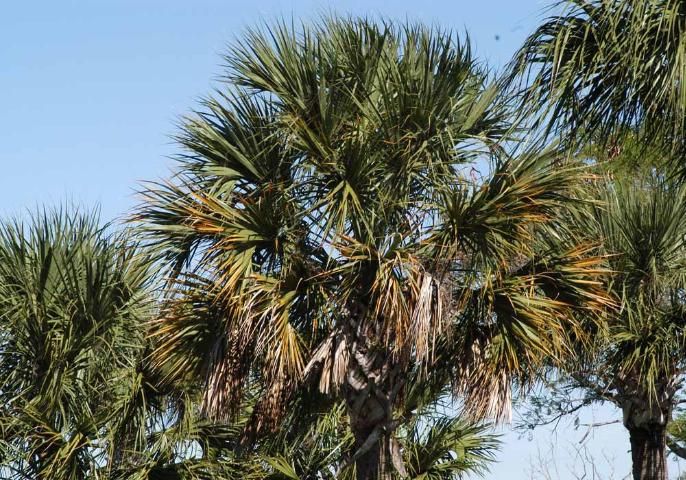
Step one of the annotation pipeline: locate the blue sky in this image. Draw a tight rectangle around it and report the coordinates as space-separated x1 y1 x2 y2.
1 0 542 222
2 1 684 478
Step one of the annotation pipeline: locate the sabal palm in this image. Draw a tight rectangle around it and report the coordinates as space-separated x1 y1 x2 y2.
0 210 154 480
0 210 250 480
509 0 686 154
138 18 609 479
550 156 686 480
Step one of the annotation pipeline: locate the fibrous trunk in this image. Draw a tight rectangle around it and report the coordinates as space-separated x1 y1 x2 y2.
622 394 671 480
628 426 667 480
343 337 404 480
348 405 393 480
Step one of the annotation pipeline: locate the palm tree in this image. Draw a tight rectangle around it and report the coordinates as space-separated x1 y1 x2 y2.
401 418 498 480
138 17 610 479
0 209 253 480
508 0 686 157
0 210 154 479
535 146 686 480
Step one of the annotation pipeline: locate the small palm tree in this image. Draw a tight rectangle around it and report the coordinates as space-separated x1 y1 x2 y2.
508 0 686 156
138 17 610 479
0 210 154 479
542 148 686 480
0 209 252 480
402 417 498 480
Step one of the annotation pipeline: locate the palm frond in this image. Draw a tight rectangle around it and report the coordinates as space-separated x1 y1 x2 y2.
508 0 686 156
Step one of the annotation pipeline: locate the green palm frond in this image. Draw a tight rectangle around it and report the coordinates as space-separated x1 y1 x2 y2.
508 0 686 155
402 417 499 480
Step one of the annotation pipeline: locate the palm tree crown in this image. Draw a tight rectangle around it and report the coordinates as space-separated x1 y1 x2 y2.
138 17 610 478
0 210 154 479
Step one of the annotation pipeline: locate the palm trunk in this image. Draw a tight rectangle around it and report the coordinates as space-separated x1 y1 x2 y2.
344 351 398 480
343 328 405 479
341 278 407 480
348 412 393 480
628 426 668 480
622 392 672 480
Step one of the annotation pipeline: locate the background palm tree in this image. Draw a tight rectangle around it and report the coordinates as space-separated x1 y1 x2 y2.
138 17 610 479
0 210 154 479
521 142 686 480
508 0 686 160
0 209 266 480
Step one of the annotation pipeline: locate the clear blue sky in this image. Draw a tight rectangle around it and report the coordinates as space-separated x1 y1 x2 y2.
2 1 683 478
1 0 543 222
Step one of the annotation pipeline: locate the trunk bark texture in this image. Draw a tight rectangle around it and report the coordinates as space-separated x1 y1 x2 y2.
628 426 667 480
344 345 402 480
349 412 393 480
622 391 672 480
343 314 405 479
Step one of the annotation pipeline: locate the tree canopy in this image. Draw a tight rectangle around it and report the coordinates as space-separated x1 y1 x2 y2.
138 17 610 479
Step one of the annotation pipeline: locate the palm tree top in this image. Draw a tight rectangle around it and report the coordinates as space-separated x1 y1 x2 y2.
0 208 155 479
136 18 611 478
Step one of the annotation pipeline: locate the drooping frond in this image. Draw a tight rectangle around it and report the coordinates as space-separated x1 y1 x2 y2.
508 0 686 155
